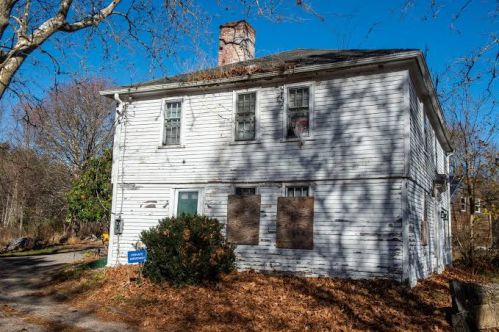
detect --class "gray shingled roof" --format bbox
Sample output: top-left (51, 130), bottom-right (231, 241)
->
top-left (134, 48), bottom-right (419, 87)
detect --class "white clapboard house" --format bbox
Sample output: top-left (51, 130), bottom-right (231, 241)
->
top-left (101, 21), bottom-right (453, 286)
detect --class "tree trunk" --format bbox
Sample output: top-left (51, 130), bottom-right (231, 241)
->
top-left (0, 55), bottom-right (25, 99)
top-left (18, 203), bottom-right (23, 232)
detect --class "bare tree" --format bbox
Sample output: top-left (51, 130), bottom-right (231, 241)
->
top-left (23, 77), bottom-right (115, 172)
top-left (0, 143), bottom-right (70, 238)
top-left (0, 0), bottom-right (126, 99)
top-left (0, 0), bottom-right (218, 100)
top-left (0, 0), bottom-right (317, 101)
top-left (447, 83), bottom-right (497, 266)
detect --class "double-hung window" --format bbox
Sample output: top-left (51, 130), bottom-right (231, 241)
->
top-left (235, 92), bottom-right (256, 141)
top-left (424, 114), bottom-right (436, 165)
top-left (474, 198), bottom-right (481, 214)
top-left (460, 197), bottom-right (467, 212)
top-left (163, 101), bottom-right (181, 145)
top-left (287, 87), bottom-right (310, 138)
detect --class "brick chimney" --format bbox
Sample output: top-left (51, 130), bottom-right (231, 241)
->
top-left (218, 20), bottom-right (256, 66)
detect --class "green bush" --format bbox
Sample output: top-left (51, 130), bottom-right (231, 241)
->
top-left (140, 214), bottom-right (235, 285)
top-left (66, 149), bottom-right (112, 235)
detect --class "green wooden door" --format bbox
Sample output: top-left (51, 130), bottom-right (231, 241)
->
top-left (177, 191), bottom-right (199, 215)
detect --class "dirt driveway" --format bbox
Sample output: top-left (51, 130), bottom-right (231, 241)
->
top-left (0, 252), bottom-right (135, 332)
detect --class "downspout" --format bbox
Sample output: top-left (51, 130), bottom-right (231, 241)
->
top-left (445, 151), bottom-right (454, 266)
top-left (107, 93), bottom-right (125, 266)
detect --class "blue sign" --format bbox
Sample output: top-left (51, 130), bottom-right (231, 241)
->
top-left (128, 249), bottom-right (147, 263)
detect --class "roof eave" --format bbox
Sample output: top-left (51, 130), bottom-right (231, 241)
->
top-left (100, 51), bottom-right (423, 97)
top-left (413, 55), bottom-right (453, 153)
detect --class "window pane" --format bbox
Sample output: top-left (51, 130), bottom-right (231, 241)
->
top-left (287, 110), bottom-right (309, 138)
top-left (177, 191), bottom-right (198, 215)
top-left (235, 187), bottom-right (256, 196)
top-left (289, 87), bottom-right (309, 108)
top-left (287, 186), bottom-right (309, 197)
top-left (287, 88), bottom-right (310, 138)
top-left (235, 93), bottom-right (256, 141)
top-left (164, 102), bottom-right (181, 145)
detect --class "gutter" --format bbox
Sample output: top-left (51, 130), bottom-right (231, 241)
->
top-left (100, 51), bottom-right (423, 96)
top-left (414, 56), bottom-right (454, 153)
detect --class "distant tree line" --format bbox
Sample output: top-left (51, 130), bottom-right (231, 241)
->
top-left (0, 77), bottom-right (114, 244)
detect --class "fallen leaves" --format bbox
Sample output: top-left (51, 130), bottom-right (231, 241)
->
top-left (49, 265), bottom-right (486, 332)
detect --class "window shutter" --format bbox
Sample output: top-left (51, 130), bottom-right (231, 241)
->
top-left (227, 195), bottom-right (261, 245)
top-left (276, 197), bottom-right (314, 249)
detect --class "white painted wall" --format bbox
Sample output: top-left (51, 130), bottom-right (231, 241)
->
top-left (107, 67), bottom-right (449, 282)
top-left (407, 77), bottom-right (452, 285)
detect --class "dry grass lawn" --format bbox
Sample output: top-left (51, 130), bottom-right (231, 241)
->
top-left (42, 264), bottom-right (493, 332)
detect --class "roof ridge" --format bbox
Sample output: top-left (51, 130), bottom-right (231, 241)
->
top-left (130, 48), bottom-right (422, 87)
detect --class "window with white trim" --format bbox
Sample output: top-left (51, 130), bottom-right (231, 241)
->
top-left (287, 87), bottom-right (310, 138)
top-left (474, 198), bottom-right (481, 214)
top-left (424, 114), bottom-right (431, 158)
top-left (286, 186), bottom-right (309, 197)
top-left (235, 92), bottom-right (256, 141)
top-left (163, 101), bottom-right (181, 145)
top-left (460, 197), bottom-right (467, 212)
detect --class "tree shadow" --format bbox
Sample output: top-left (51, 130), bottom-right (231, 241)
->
top-left (0, 254), bottom-right (132, 331)
top-left (207, 66), bottom-right (409, 282)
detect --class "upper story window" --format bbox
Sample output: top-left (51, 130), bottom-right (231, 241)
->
top-left (287, 87), bottom-right (310, 138)
top-left (286, 186), bottom-right (309, 197)
top-left (434, 136), bottom-right (438, 166)
top-left (163, 101), bottom-right (181, 145)
top-left (235, 92), bottom-right (256, 141)
top-left (424, 114), bottom-right (430, 154)
top-left (423, 113), bottom-right (438, 165)
top-left (235, 187), bottom-right (256, 196)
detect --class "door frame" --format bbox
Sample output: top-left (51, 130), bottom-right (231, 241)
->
top-left (172, 188), bottom-right (204, 217)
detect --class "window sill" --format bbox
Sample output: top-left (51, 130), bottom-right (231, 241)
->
top-left (158, 144), bottom-right (186, 149)
top-left (229, 140), bottom-right (262, 146)
top-left (280, 137), bottom-right (316, 143)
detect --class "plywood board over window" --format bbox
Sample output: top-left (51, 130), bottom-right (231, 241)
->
top-left (227, 195), bottom-right (261, 245)
top-left (276, 197), bottom-right (314, 249)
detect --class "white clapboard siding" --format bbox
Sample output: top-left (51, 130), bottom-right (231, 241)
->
top-left (109, 179), bottom-right (403, 279)
top-left (407, 78), bottom-right (452, 284)
top-left (107, 67), bottom-right (450, 283)
top-left (112, 71), bottom-right (407, 185)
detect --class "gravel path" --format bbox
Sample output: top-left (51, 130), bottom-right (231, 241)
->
top-left (0, 252), bottom-right (135, 332)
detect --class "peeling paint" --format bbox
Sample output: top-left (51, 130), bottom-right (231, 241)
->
top-left (141, 200), bottom-right (158, 208)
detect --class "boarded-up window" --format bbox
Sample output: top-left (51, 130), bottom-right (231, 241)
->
top-left (422, 197), bottom-right (429, 246)
top-left (276, 197), bottom-right (314, 249)
top-left (227, 195), bottom-right (261, 245)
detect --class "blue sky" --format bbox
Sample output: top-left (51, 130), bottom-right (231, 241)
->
top-left (0, 0), bottom-right (497, 137)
